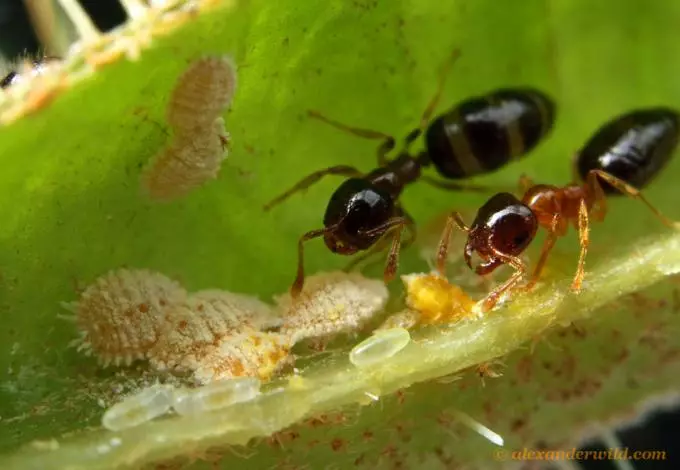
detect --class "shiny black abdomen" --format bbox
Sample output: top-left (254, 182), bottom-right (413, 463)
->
top-left (424, 88), bottom-right (556, 179)
top-left (576, 108), bottom-right (680, 193)
top-left (323, 178), bottom-right (394, 250)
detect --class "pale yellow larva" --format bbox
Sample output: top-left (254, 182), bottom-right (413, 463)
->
top-left (275, 272), bottom-right (389, 343)
top-left (101, 383), bottom-right (173, 431)
top-left (376, 308), bottom-right (420, 332)
top-left (64, 268), bottom-right (187, 366)
top-left (167, 55), bottom-right (237, 133)
top-left (141, 116), bottom-right (229, 201)
top-left (171, 377), bottom-right (261, 416)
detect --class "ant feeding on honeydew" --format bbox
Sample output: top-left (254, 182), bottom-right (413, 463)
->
top-left (436, 107), bottom-right (680, 312)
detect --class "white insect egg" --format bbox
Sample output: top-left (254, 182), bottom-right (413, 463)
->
top-left (349, 328), bottom-right (411, 368)
top-left (171, 377), bottom-right (261, 416)
top-left (141, 116), bottom-right (229, 202)
top-left (101, 384), bottom-right (173, 431)
top-left (67, 268), bottom-right (187, 366)
top-left (275, 272), bottom-right (389, 343)
top-left (167, 55), bottom-right (237, 133)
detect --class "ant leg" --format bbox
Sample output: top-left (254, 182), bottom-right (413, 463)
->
top-left (344, 206), bottom-right (417, 273)
top-left (291, 227), bottom-right (331, 298)
top-left (383, 218), bottom-right (413, 283)
top-left (524, 231), bottom-right (558, 291)
top-left (436, 211), bottom-right (469, 277)
top-left (343, 236), bottom-right (391, 273)
top-left (525, 213), bottom-right (570, 291)
top-left (400, 128), bottom-right (422, 154)
top-left (584, 170), bottom-right (607, 222)
top-left (571, 199), bottom-right (590, 292)
top-left (418, 48), bottom-right (462, 131)
top-left (400, 206), bottom-right (418, 250)
top-left (421, 176), bottom-right (493, 193)
top-left (358, 216), bottom-right (412, 283)
top-left (479, 255), bottom-right (527, 313)
top-left (263, 165), bottom-right (361, 211)
top-left (307, 110), bottom-right (396, 166)
top-left (518, 173), bottom-right (534, 195)
top-left (589, 170), bottom-right (679, 228)
top-left (396, 49), bottom-right (462, 157)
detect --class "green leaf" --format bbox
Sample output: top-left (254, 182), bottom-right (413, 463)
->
top-left (2, 0), bottom-right (680, 468)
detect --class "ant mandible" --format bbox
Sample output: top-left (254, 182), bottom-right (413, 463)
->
top-left (436, 107), bottom-right (680, 312)
top-left (264, 49), bottom-right (557, 297)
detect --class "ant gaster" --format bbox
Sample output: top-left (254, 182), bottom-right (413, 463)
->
top-left (436, 108), bottom-right (680, 312)
top-left (264, 50), bottom-right (556, 297)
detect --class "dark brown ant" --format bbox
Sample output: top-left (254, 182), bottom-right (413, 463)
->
top-left (436, 107), bottom-right (680, 312)
top-left (264, 50), bottom-right (556, 297)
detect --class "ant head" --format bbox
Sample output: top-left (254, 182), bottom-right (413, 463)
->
top-left (323, 178), bottom-right (394, 254)
top-left (465, 192), bottom-right (537, 273)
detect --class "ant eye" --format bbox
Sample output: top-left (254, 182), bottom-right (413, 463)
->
top-left (513, 232), bottom-right (528, 246)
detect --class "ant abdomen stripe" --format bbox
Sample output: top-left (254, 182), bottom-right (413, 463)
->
top-left (425, 89), bottom-right (556, 180)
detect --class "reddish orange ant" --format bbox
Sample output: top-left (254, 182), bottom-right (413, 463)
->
top-left (436, 108), bottom-right (680, 311)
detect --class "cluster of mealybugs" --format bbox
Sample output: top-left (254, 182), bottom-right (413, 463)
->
top-left (265, 49), bottom-right (680, 311)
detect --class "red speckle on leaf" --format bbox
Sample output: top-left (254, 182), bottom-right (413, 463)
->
top-left (570, 324), bottom-right (587, 338)
top-left (511, 418), bottom-right (527, 432)
top-left (615, 348), bottom-right (630, 364)
top-left (307, 439), bottom-right (320, 449)
top-left (516, 356), bottom-right (533, 382)
top-left (330, 438), bottom-right (346, 452)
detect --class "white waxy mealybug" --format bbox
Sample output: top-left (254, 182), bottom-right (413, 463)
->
top-left (275, 272), bottom-right (389, 343)
top-left (146, 288), bottom-right (292, 384)
top-left (167, 55), bottom-right (237, 134)
top-left (64, 268), bottom-right (187, 366)
top-left (186, 330), bottom-right (292, 385)
top-left (191, 289), bottom-right (282, 331)
top-left (141, 117), bottom-right (229, 201)
top-left (349, 328), bottom-right (411, 368)
top-left (205, 330), bottom-right (291, 382)
top-left (101, 383), bottom-right (173, 431)
top-left (151, 329), bottom-right (292, 385)
top-left (149, 289), bottom-right (284, 372)
top-left (171, 377), bottom-right (261, 416)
